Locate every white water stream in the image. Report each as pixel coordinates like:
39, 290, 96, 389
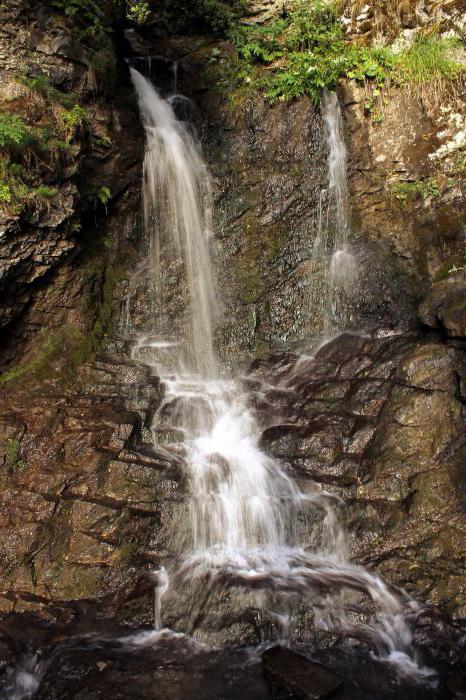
312, 90, 358, 333
129, 68, 432, 679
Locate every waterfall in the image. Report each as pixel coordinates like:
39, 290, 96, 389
129, 68, 432, 679
312, 90, 357, 333
130, 67, 217, 377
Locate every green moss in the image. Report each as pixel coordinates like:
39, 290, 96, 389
390, 178, 441, 205
3, 437, 26, 471
236, 215, 286, 304
0, 325, 95, 387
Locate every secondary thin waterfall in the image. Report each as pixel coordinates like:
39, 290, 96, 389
312, 90, 357, 332
130, 68, 432, 679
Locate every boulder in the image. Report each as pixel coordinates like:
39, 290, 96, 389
419, 273, 466, 339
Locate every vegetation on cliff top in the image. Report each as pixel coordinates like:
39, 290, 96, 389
222, 0, 465, 107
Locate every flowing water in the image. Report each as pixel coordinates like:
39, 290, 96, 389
126, 67, 435, 681
312, 90, 358, 333
2, 66, 437, 700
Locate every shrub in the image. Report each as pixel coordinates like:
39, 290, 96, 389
126, 0, 151, 24
159, 0, 238, 35
19, 73, 75, 109
0, 113, 32, 149
228, 0, 464, 106
229, 20, 288, 63
49, 0, 110, 43
60, 105, 89, 137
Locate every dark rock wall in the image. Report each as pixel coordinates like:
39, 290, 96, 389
0, 0, 143, 366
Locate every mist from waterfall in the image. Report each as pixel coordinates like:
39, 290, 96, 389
312, 90, 358, 333
128, 68, 432, 680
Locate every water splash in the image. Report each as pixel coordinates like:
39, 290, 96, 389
4, 654, 45, 700
129, 68, 431, 679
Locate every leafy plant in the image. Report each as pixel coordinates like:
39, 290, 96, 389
226, 0, 463, 107
60, 105, 89, 138
0, 113, 32, 149
158, 0, 239, 35
49, 0, 110, 43
390, 178, 441, 204
0, 182, 12, 203
19, 73, 75, 109
81, 182, 112, 211
229, 20, 288, 63
126, 0, 151, 24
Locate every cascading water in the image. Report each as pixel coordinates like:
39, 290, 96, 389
129, 67, 432, 679
312, 90, 358, 333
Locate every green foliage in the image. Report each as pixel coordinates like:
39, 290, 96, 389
398, 35, 463, 84
96, 185, 111, 205
3, 438, 26, 471
82, 183, 112, 209
0, 113, 32, 149
31, 185, 59, 201
61, 105, 89, 136
49, 0, 110, 43
19, 73, 75, 109
229, 20, 288, 63
0, 182, 12, 203
159, 0, 240, 35
390, 178, 441, 205
91, 44, 118, 97
126, 0, 151, 24
227, 0, 464, 106
266, 51, 344, 104
0, 76, 86, 214
0, 157, 28, 212
285, 0, 343, 52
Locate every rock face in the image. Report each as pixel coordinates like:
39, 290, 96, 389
0, 0, 142, 360
419, 272, 466, 339
257, 333, 466, 625
0, 0, 465, 694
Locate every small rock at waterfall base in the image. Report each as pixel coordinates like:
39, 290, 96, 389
262, 647, 342, 700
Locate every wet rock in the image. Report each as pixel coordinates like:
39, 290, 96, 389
259, 333, 466, 623
419, 273, 466, 339
262, 646, 342, 700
